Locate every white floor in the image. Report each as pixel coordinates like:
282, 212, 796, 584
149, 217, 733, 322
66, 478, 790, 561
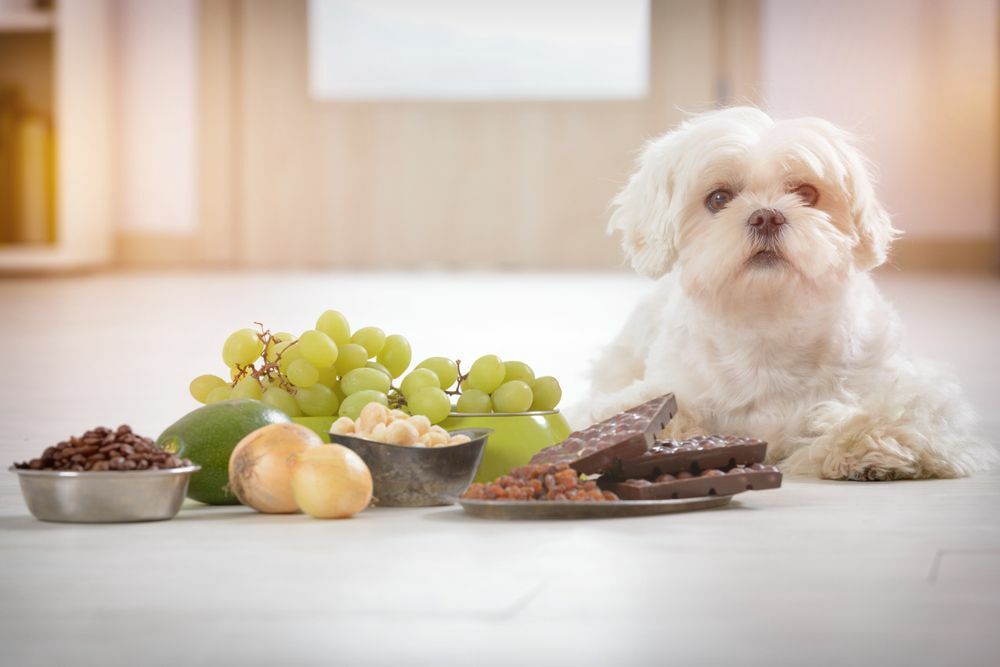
1, 270, 998, 667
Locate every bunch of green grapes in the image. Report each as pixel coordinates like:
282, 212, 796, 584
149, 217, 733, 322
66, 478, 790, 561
190, 311, 563, 424
399, 354, 562, 418
189, 310, 413, 420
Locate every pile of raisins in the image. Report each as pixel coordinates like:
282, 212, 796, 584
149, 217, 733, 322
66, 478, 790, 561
463, 463, 618, 502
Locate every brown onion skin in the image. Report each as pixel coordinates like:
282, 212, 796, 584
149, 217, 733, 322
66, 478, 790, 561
289, 445, 373, 519
228, 423, 323, 513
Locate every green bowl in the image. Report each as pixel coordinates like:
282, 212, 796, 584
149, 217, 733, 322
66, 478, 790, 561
439, 411, 571, 483
294, 410, 571, 483
293, 416, 336, 443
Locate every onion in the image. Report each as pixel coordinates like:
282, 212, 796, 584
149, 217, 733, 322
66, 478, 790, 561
228, 423, 323, 513
289, 445, 373, 519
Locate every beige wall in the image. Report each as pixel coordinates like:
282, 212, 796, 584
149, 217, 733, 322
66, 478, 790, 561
117, 0, 198, 236
132, 0, 996, 272
198, 0, 758, 269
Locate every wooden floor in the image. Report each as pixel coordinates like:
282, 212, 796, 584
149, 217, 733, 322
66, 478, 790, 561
1, 270, 998, 666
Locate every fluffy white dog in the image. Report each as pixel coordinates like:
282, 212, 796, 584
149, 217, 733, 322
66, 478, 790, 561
587, 106, 995, 480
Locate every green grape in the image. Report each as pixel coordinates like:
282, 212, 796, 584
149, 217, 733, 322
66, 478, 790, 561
459, 378, 471, 392
315, 310, 351, 346
295, 384, 340, 416
376, 334, 412, 378
408, 386, 451, 424
530, 376, 562, 411
366, 361, 392, 378
266, 334, 296, 363
262, 386, 302, 417
468, 354, 505, 393
332, 382, 347, 403
190, 374, 227, 403
316, 365, 339, 388
339, 390, 388, 420
205, 385, 232, 404
503, 361, 535, 386
456, 388, 492, 413
287, 358, 320, 387
334, 343, 368, 375
492, 380, 533, 413
340, 367, 391, 396
401, 368, 440, 399
298, 330, 338, 368
222, 328, 264, 367
416, 357, 458, 389
276, 342, 302, 371
231, 376, 264, 400
351, 326, 386, 357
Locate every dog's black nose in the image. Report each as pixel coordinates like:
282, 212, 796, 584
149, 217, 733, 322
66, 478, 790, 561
748, 209, 786, 236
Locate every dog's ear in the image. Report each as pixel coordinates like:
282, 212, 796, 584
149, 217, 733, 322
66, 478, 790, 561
832, 131, 901, 270
607, 136, 683, 278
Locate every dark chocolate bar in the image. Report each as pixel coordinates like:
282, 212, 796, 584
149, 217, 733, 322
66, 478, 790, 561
620, 434, 767, 479
529, 394, 677, 474
613, 463, 782, 500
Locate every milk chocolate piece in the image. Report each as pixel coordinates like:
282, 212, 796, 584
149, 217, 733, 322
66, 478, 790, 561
614, 463, 782, 500
620, 434, 767, 479
529, 394, 677, 474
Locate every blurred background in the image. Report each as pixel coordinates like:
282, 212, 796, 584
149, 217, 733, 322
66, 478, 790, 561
0, 0, 997, 273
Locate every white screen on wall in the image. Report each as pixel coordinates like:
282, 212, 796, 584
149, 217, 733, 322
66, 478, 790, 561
307, 0, 649, 100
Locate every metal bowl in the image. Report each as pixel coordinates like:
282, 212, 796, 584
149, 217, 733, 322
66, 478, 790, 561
10, 465, 200, 523
329, 428, 490, 507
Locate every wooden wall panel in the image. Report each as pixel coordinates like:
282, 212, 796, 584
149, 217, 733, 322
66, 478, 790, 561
213, 0, 755, 269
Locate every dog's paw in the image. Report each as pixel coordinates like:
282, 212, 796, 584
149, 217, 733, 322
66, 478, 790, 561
838, 462, 910, 482
822, 439, 922, 481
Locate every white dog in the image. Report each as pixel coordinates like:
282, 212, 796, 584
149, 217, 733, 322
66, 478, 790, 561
586, 106, 995, 480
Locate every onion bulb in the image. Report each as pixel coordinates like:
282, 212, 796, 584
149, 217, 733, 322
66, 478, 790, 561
289, 445, 373, 519
228, 423, 323, 513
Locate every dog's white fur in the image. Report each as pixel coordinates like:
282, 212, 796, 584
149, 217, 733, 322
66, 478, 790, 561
586, 106, 996, 480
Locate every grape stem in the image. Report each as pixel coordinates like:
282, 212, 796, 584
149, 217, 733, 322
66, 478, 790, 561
387, 388, 407, 410
229, 325, 298, 394
446, 358, 468, 396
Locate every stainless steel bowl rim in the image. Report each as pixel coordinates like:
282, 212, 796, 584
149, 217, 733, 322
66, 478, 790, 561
329, 428, 493, 450
9, 465, 201, 478
447, 410, 558, 417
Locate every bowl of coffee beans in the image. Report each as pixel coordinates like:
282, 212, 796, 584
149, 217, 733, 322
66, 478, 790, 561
10, 425, 199, 523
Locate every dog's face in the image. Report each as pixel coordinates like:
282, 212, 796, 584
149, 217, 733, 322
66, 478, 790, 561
609, 107, 899, 302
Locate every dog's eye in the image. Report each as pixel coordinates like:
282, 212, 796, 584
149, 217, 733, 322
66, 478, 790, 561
793, 184, 819, 206
705, 189, 735, 212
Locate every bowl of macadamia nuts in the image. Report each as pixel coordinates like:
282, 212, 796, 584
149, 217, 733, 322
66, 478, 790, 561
329, 403, 490, 506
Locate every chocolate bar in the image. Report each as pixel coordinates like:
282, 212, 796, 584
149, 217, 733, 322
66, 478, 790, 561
613, 463, 782, 500
529, 394, 677, 474
620, 434, 767, 479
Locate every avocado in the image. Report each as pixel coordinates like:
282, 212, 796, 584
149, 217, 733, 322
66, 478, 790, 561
157, 399, 290, 505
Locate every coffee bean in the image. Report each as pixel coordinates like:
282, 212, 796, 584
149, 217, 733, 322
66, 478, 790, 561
14, 426, 188, 472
